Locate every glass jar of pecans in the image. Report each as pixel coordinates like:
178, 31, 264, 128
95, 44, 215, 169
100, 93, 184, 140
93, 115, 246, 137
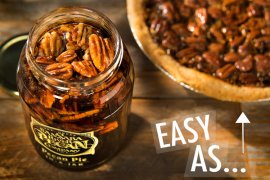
17, 7, 134, 170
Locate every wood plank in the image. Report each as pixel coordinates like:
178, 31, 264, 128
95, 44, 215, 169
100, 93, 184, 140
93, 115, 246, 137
0, 99, 269, 179
241, 102, 270, 178
134, 71, 204, 99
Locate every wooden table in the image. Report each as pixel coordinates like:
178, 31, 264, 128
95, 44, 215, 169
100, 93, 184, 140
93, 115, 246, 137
0, 1, 269, 179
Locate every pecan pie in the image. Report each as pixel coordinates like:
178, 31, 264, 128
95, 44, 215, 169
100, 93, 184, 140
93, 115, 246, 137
127, 0, 270, 101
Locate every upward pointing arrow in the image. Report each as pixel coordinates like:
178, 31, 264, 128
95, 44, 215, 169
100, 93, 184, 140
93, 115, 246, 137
235, 112, 250, 154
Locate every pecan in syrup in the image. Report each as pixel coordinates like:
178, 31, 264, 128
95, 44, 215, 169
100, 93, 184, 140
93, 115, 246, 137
72, 59, 97, 78
89, 34, 114, 72
45, 63, 73, 80
39, 31, 62, 57
40, 89, 55, 108
98, 121, 119, 135
66, 41, 80, 50
59, 109, 100, 122
36, 56, 55, 64
56, 50, 77, 63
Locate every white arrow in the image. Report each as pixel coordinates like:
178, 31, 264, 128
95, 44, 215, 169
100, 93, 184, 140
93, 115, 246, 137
235, 112, 250, 154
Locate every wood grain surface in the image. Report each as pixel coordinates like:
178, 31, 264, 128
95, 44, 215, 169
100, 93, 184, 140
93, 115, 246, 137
0, 1, 269, 179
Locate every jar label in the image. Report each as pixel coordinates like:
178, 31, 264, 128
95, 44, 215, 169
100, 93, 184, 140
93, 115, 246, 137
30, 116, 98, 157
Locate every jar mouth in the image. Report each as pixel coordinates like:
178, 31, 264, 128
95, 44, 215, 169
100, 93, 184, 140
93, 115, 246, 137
26, 7, 123, 91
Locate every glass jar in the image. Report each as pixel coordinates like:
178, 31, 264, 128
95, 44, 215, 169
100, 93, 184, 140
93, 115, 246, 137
16, 7, 134, 170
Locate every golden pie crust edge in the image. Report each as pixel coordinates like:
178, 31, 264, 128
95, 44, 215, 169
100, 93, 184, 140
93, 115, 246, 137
127, 0, 270, 102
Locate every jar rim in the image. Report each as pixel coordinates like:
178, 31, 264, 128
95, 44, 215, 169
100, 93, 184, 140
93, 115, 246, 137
26, 7, 123, 91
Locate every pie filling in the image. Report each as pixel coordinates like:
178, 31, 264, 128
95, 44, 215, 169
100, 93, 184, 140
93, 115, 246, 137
144, 0, 270, 87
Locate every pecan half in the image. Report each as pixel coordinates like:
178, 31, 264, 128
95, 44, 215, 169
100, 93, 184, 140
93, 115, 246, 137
23, 91, 38, 104
150, 18, 169, 35
98, 121, 119, 135
40, 89, 55, 108
171, 23, 190, 37
162, 31, 180, 51
210, 26, 225, 43
222, 26, 239, 41
224, 52, 241, 62
261, 27, 270, 35
59, 95, 69, 104
195, 8, 208, 26
235, 55, 253, 72
104, 38, 114, 61
59, 24, 74, 33
89, 34, 114, 72
239, 73, 258, 84
176, 47, 198, 60
71, 23, 89, 49
77, 23, 88, 48
158, 1, 179, 22
39, 31, 62, 57
238, 43, 253, 56
187, 20, 202, 36
241, 18, 266, 31
184, 37, 206, 44
203, 51, 221, 67
208, 43, 224, 53
56, 50, 77, 63
230, 36, 245, 48
245, 30, 261, 43
247, 3, 263, 17
254, 36, 270, 51
255, 54, 270, 73
59, 109, 99, 122
216, 64, 236, 79
65, 32, 72, 42
66, 41, 80, 50
45, 63, 73, 80
71, 60, 97, 78
36, 56, 55, 65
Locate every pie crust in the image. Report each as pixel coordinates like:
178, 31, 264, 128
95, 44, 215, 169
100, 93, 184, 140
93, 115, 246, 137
127, 0, 270, 102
